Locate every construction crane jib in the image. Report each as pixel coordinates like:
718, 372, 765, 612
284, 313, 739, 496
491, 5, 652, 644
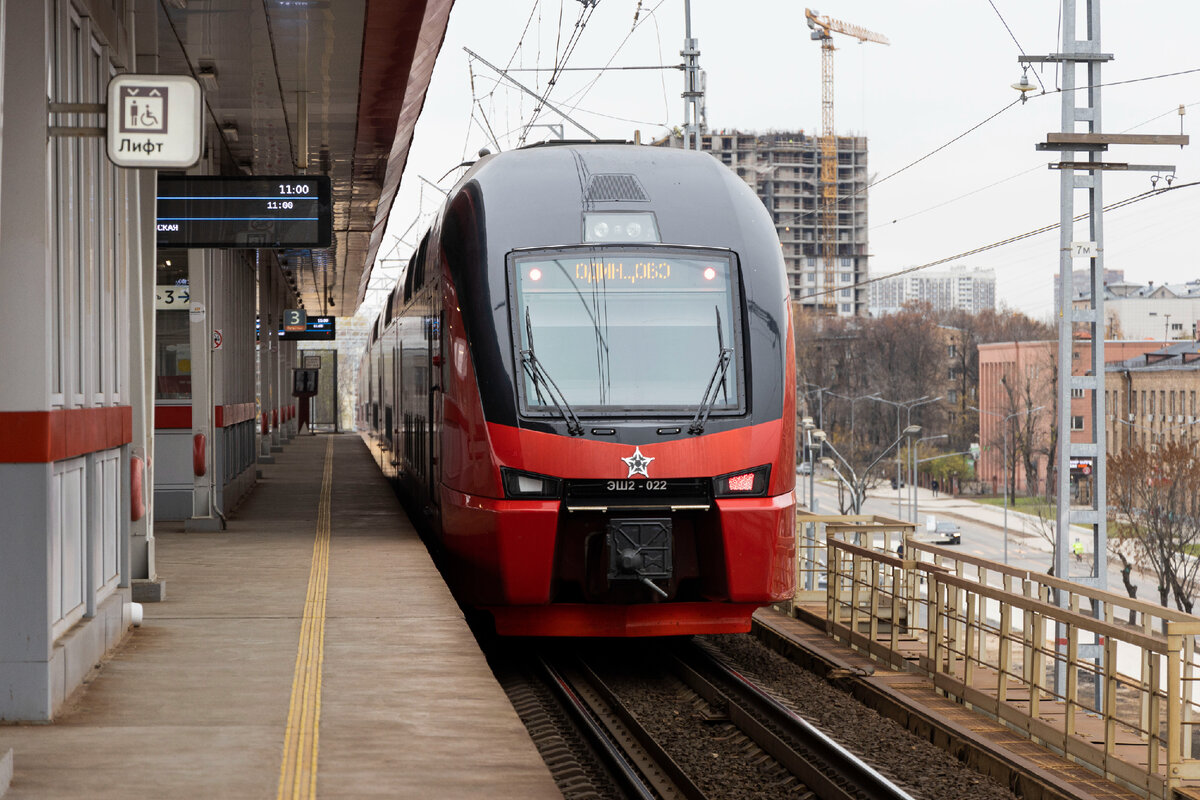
804, 8, 888, 314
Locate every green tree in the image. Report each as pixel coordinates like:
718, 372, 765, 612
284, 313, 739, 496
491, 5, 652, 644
923, 453, 974, 486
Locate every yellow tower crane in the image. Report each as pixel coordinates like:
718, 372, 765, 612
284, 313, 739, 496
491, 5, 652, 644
804, 9, 888, 313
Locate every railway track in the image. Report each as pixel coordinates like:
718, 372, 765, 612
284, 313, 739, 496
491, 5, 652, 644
494, 638, 917, 800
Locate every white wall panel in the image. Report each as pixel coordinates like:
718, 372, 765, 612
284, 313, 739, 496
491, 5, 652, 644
52, 458, 86, 638
94, 450, 119, 595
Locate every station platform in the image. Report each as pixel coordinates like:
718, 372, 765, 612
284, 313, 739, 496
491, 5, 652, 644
0, 434, 559, 799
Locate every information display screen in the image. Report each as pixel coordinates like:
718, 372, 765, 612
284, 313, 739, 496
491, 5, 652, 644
278, 315, 336, 341
157, 175, 332, 248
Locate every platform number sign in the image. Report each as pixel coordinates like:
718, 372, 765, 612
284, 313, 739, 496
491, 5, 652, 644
283, 309, 307, 333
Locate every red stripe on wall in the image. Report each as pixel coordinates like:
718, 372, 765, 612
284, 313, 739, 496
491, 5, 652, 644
156, 402, 259, 430
215, 402, 255, 428
0, 406, 133, 463
155, 405, 191, 429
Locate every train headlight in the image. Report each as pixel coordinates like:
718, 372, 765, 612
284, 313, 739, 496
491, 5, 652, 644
501, 467, 563, 499
712, 465, 771, 498
583, 212, 660, 243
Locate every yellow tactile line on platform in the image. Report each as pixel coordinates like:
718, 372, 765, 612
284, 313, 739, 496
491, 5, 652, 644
278, 437, 334, 799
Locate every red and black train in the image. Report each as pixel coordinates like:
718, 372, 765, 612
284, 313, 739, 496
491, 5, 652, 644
360, 142, 796, 636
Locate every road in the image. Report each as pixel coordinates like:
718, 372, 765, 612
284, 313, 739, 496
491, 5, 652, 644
799, 476, 1149, 605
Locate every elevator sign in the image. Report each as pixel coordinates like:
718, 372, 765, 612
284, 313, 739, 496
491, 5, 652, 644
106, 74, 202, 168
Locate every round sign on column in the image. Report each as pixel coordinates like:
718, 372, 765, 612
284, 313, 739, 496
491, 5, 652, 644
212, 329, 223, 350
107, 74, 202, 168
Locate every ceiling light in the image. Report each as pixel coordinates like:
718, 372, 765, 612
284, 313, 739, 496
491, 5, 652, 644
197, 64, 218, 92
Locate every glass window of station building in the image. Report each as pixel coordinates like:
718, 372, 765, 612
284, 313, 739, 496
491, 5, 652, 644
156, 251, 191, 399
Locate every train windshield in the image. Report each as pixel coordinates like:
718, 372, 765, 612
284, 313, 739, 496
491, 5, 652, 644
511, 249, 742, 415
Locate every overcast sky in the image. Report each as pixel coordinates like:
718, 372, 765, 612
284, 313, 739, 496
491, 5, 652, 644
371, 0, 1200, 320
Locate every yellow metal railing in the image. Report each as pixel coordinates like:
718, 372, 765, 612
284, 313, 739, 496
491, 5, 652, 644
795, 511, 912, 604
813, 532, 1200, 799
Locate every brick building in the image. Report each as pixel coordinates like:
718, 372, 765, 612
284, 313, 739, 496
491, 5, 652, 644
977, 339, 1168, 496
1105, 341, 1200, 456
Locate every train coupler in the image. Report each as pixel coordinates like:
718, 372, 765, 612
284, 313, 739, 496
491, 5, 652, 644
606, 518, 672, 598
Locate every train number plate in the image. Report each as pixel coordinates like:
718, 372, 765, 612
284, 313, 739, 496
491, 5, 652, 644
566, 477, 708, 500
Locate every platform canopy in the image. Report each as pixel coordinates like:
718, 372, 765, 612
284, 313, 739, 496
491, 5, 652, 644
153, 0, 454, 315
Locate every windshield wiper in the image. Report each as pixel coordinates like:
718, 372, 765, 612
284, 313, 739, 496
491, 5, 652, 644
689, 306, 734, 435
521, 308, 585, 436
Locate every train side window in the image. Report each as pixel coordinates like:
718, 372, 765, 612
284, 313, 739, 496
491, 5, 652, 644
414, 232, 430, 291
403, 252, 417, 304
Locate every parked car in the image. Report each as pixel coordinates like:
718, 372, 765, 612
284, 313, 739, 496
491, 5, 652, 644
932, 520, 961, 545
797, 462, 812, 475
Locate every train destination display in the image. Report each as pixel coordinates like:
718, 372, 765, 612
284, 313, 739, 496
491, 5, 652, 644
278, 315, 336, 341
156, 175, 332, 248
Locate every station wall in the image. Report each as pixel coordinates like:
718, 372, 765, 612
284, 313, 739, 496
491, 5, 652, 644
0, 0, 143, 720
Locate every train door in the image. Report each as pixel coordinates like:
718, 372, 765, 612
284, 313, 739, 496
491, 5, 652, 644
392, 334, 402, 466
426, 308, 442, 512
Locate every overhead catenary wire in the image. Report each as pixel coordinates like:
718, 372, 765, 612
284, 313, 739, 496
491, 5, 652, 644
1121, 99, 1200, 134
871, 164, 1045, 230
798, 180, 1200, 303
1022, 65, 1200, 100
465, 47, 600, 140
502, 64, 678, 72
517, 0, 600, 146
783, 62, 1200, 232
780, 97, 1024, 230
986, 0, 1046, 92
562, 0, 671, 117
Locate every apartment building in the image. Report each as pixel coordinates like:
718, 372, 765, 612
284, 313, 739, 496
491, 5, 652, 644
661, 130, 869, 316
869, 265, 996, 316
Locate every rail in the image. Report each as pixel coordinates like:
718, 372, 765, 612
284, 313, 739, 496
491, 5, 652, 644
802, 516, 1200, 800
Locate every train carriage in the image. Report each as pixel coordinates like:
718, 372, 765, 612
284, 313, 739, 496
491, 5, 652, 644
362, 142, 796, 636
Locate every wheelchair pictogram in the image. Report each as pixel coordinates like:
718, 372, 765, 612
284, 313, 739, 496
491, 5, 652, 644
119, 86, 168, 134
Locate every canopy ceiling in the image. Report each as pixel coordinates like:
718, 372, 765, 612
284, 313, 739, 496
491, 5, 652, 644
155, 0, 455, 314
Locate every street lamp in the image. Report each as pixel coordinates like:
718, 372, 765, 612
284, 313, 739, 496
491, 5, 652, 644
868, 394, 943, 521
816, 432, 862, 513
801, 417, 819, 510
801, 383, 830, 431
912, 433, 948, 526
820, 426, 919, 514
970, 404, 1044, 564
818, 456, 855, 511
826, 390, 880, 449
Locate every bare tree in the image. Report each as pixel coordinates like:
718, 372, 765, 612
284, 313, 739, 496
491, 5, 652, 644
1108, 442, 1200, 614
939, 306, 1053, 452
794, 304, 1054, 508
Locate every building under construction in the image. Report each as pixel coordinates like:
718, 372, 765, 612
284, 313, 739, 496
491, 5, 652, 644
662, 130, 870, 315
